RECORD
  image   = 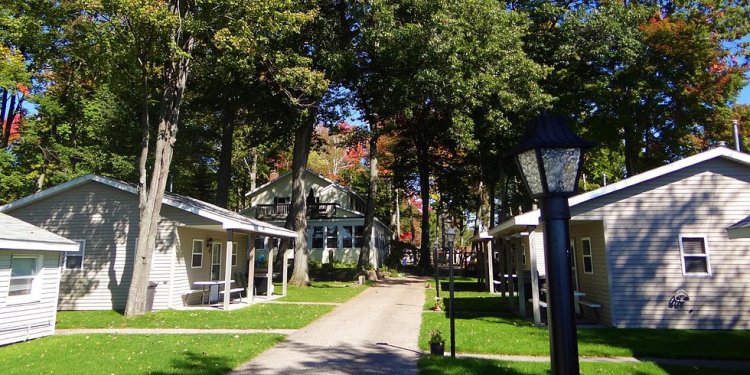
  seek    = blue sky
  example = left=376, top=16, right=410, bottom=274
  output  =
left=738, top=81, right=750, bottom=105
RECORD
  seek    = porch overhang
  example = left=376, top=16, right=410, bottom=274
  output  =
left=727, top=215, right=750, bottom=239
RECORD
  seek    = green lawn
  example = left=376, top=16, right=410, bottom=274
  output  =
left=421, top=282, right=750, bottom=360
left=58, top=280, right=369, bottom=329
left=0, top=334, right=283, bottom=375
left=57, top=303, right=334, bottom=329
left=277, top=281, right=369, bottom=303
left=418, top=356, right=747, bottom=375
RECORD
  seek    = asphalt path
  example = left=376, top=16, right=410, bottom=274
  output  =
left=231, top=276, right=426, bottom=375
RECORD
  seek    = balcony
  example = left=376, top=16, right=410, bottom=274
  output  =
left=255, top=203, right=337, bottom=220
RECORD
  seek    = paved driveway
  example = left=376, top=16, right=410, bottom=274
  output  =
left=231, top=276, right=426, bottom=374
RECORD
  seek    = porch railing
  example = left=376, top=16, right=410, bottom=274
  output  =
left=255, top=203, right=337, bottom=220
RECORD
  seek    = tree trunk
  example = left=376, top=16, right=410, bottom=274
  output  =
left=357, top=132, right=379, bottom=270
left=1, top=89, right=9, bottom=148
left=408, top=199, right=416, bottom=245
left=288, top=116, right=316, bottom=287
left=623, top=125, right=639, bottom=177
left=416, top=135, right=431, bottom=270
left=390, top=187, right=400, bottom=241
left=124, top=11, right=194, bottom=316
left=216, top=108, right=236, bottom=208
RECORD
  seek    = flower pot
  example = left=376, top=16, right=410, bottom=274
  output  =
left=429, top=342, right=445, bottom=356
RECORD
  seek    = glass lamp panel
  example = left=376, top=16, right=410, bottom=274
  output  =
left=541, top=148, right=581, bottom=193
left=517, top=150, right=544, bottom=196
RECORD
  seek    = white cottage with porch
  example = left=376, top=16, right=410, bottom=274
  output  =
left=0, top=213, right=79, bottom=345
left=483, top=147, right=750, bottom=329
left=0, top=175, right=296, bottom=312
left=245, top=169, right=390, bottom=268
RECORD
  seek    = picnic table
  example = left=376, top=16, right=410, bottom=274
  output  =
left=194, top=280, right=234, bottom=304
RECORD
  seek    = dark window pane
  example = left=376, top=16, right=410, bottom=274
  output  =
left=326, top=226, right=338, bottom=248
left=192, top=254, right=202, bottom=267
left=354, top=226, right=364, bottom=247
left=682, top=238, right=706, bottom=255
left=312, top=227, right=324, bottom=248
left=66, top=255, right=83, bottom=270
left=342, top=226, right=353, bottom=248
left=255, top=236, right=266, bottom=250
left=583, top=258, right=593, bottom=273
left=685, top=256, right=708, bottom=273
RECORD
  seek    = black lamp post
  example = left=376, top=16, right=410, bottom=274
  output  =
left=433, top=241, right=440, bottom=298
left=509, top=114, right=591, bottom=375
left=446, top=227, right=457, bottom=358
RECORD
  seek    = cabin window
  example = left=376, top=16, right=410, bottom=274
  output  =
left=342, top=226, right=354, bottom=248
left=64, top=240, right=85, bottom=270
left=679, top=236, right=711, bottom=276
left=581, top=238, right=593, bottom=274
left=231, top=242, right=238, bottom=267
left=312, top=227, right=325, bottom=248
left=8, top=255, right=41, bottom=303
left=274, top=196, right=290, bottom=204
left=354, top=226, right=365, bottom=248
left=254, top=236, right=265, bottom=250
left=191, top=240, right=203, bottom=268
left=326, top=226, right=338, bottom=248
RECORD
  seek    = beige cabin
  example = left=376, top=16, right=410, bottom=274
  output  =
left=0, top=175, right=296, bottom=312
left=485, top=147, right=750, bottom=329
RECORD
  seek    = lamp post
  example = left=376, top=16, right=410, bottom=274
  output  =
left=433, top=241, right=440, bottom=298
left=508, top=114, right=591, bottom=375
left=446, top=227, right=457, bottom=358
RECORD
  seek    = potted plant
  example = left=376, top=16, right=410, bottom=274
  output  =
left=431, top=297, right=444, bottom=311
left=428, top=329, right=445, bottom=355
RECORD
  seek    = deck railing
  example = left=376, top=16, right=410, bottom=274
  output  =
left=255, top=203, right=337, bottom=220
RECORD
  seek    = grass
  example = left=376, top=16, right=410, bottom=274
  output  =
left=278, top=281, right=369, bottom=303
left=418, top=356, right=747, bottom=375
left=421, top=281, right=750, bottom=360
left=0, top=334, right=283, bottom=375
left=58, top=280, right=369, bottom=329
left=57, top=303, right=334, bottom=329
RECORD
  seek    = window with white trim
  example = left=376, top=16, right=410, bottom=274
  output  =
left=581, top=238, right=593, bottom=274
left=312, top=227, right=324, bottom=249
left=342, top=226, right=354, bottom=248
left=8, top=255, right=41, bottom=303
left=64, top=240, right=85, bottom=270
left=231, top=242, right=238, bottom=267
left=191, top=239, right=204, bottom=268
left=679, top=236, right=711, bottom=275
left=354, top=226, right=364, bottom=248
left=326, top=226, right=338, bottom=249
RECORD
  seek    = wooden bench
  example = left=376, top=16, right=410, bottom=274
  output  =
left=219, top=287, right=245, bottom=303
left=528, top=298, right=547, bottom=308
left=576, top=299, right=602, bottom=320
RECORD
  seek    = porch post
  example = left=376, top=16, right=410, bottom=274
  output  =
left=282, top=239, right=290, bottom=296
left=248, top=234, right=256, bottom=301
left=223, top=230, right=234, bottom=310
left=487, top=240, right=495, bottom=294
left=517, top=235, right=526, bottom=317
left=528, top=226, right=542, bottom=326
left=267, top=238, right=275, bottom=297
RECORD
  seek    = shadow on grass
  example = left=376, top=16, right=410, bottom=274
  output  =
left=439, top=281, right=483, bottom=292
left=418, top=356, right=539, bottom=375
left=151, top=351, right=234, bottom=375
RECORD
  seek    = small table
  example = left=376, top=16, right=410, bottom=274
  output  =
left=194, top=280, right=234, bottom=304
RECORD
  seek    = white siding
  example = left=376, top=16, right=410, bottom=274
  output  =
left=0, top=251, right=62, bottom=345
left=571, top=158, right=750, bottom=329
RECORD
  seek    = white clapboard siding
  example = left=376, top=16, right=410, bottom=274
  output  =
left=571, top=157, right=750, bottom=329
